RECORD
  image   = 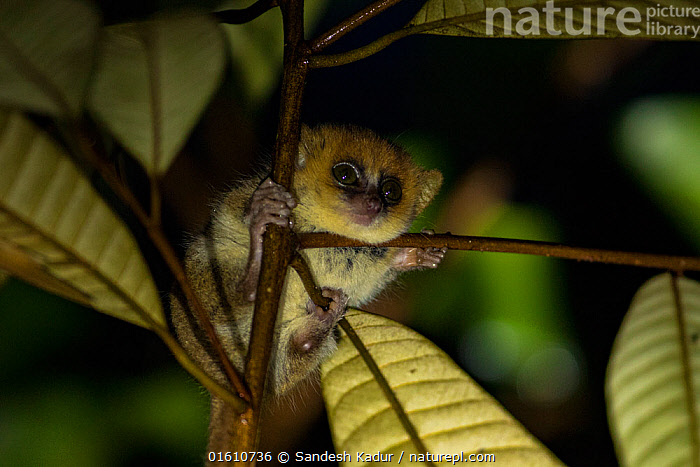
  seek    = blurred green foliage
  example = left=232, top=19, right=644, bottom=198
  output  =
left=221, top=0, right=328, bottom=107
left=408, top=201, right=579, bottom=405
left=0, top=280, right=208, bottom=466
left=617, top=96, right=700, bottom=250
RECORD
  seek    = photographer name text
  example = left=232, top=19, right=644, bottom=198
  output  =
left=295, top=450, right=495, bottom=464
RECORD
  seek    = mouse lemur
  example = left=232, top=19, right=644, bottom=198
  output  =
left=170, top=124, right=445, bottom=395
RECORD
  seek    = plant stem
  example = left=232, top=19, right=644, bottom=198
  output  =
left=149, top=174, right=161, bottom=226
left=297, top=232, right=700, bottom=272
left=214, top=0, right=279, bottom=24
left=288, top=254, right=437, bottom=462
left=309, top=0, right=404, bottom=52
left=290, top=253, right=330, bottom=308
left=232, top=0, right=310, bottom=455
left=309, top=0, right=615, bottom=68
left=151, top=322, right=247, bottom=411
left=309, top=12, right=486, bottom=68
left=338, top=317, right=436, bottom=466
left=69, top=123, right=249, bottom=408
left=288, top=254, right=433, bottom=464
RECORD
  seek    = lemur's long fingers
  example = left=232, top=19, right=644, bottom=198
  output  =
left=243, top=178, right=298, bottom=301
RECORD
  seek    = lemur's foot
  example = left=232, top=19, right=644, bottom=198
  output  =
left=307, top=287, right=348, bottom=323
left=393, top=229, right=447, bottom=270
left=241, top=178, right=297, bottom=301
left=294, top=287, right=349, bottom=354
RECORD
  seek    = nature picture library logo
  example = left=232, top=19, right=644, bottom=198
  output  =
left=484, top=1, right=700, bottom=39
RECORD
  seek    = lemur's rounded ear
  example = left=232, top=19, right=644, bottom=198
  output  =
left=416, top=169, right=443, bottom=213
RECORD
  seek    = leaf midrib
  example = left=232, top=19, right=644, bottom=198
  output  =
left=0, top=29, right=72, bottom=115
left=0, top=202, right=157, bottom=329
left=141, top=23, right=162, bottom=174
left=672, top=274, right=700, bottom=467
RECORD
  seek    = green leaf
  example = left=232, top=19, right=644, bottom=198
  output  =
left=88, top=13, right=226, bottom=175
left=410, top=0, right=700, bottom=40
left=606, top=273, right=700, bottom=466
left=0, top=0, right=100, bottom=116
left=0, top=112, right=164, bottom=329
left=220, top=0, right=327, bottom=106
left=321, top=309, right=563, bottom=465
left=221, top=9, right=282, bottom=107
left=617, top=96, right=700, bottom=250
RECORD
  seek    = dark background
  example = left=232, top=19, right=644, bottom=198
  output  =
left=1, top=1, right=699, bottom=465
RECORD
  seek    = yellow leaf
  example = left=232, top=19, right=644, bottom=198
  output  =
left=0, top=112, right=164, bottom=329
left=606, top=273, right=700, bottom=466
left=321, top=309, right=563, bottom=465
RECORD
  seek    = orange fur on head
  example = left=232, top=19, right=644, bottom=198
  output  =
left=293, top=124, right=442, bottom=244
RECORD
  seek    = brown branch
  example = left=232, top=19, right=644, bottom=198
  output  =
left=298, top=232, right=700, bottom=272
left=309, top=13, right=485, bottom=68
left=232, top=0, right=310, bottom=455
left=213, top=0, right=278, bottom=24
left=66, top=122, right=249, bottom=408
left=287, top=254, right=435, bottom=464
left=290, top=253, right=330, bottom=308
left=148, top=173, right=162, bottom=227
left=309, top=0, right=404, bottom=53
left=338, top=317, right=436, bottom=466
left=308, top=0, right=638, bottom=68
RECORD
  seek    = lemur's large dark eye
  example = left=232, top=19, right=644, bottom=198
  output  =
left=381, top=178, right=402, bottom=204
left=332, top=162, right=359, bottom=186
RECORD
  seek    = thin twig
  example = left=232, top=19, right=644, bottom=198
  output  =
left=151, top=320, right=247, bottom=411
left=149, top=174, right=161, bottom=226
left=309, top=0, right=404, bottom=52
left=288, top=252, right=434, bottom=459
left=309, top=23, right=421, bottom=68
left=290, top=253, right=330, bottom=308
left=288, top=253, right=435, bottom=463
left=214, top=0, right=279, bottom=24
left=309, top=0, right=619, bottom=68
left=309, top=15, right=486, bottom=68
left=338, top=317, right=436, bottom=466
left=68, top=122, right=250, bottom=407
left=298, top=232, right=700, bottom=272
